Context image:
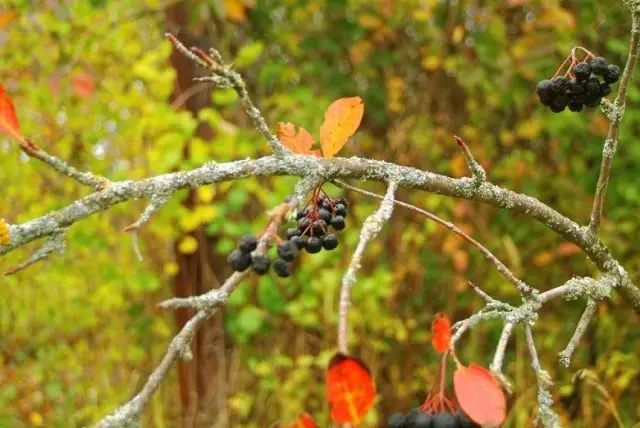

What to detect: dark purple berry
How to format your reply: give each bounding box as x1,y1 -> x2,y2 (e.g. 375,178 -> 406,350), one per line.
228,249 -> 251,272
432,412 -> 457,428
590,56 -> 609,75
568,102 -> 583,112
318,208 -> 332,223
413,411 -> 433,428
550,76 -> 568,94
238,235 -> 258,253
584,95 -> 602,107
250,254 -> 270,275
604,64 -> 621,83
573,61 -> 591,81
273,258 -> 291,277
305,237 -> 322,253
600,82 -> 612,96
322,234 -> 339,250
286,228 -> 301,240
277,241 -> 298,262
535,79 -> 554,104
334,203 -> 347,217
387,412 -> 407,428
312,219 -> 327,236
584,77 -> 600,96
298,218 -> 311,233
330,215 -> 346,231
289,235 -> 304,250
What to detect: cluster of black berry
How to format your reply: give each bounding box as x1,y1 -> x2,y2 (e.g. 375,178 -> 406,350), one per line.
227,195 -> 349,278
388,409 -> 478,428
289,195 -> 348,253
536,57 -> 620,112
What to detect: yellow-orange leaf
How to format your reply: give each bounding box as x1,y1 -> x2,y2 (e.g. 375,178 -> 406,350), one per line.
0,218 -> 10,245
0,11 -> 17,29
326,353 -> 376,424
319,96 -> 364,158
277,122 -> 320,156
0,85 -> 24,143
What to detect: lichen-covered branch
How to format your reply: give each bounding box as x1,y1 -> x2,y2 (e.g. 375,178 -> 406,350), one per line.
525,326 -> 561,428
338,181 -> 397,354
490,322 -> 515,388
589,9 -> 640,235
2,153 -> 638,311
558,300 -> 598,368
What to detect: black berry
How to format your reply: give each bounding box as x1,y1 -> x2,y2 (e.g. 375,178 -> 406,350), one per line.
573,61 -> 591,81
413,411 -> 432,428
277,241 -> 298,261
550,76 -> 568,94
535,79 -> 554,104
600,82 -> 612,96
584,95 -> 602,107
238,235 -> 258,254
330,215 -> 346,231
590,56 -> 609,75
387,413 -> 406,428
318,208 -> 332,223
298,218 -> 311,233
312,219 -> 327,236
584,76 -> 600,96
289,235 -> 305,250
322,234 -> 339,250
286,228 -> 301,240
228,249 -> 251,272
334,203 -> 347,217
432,412 -> 457,428
296,210 -> 306,220
273,258 -> 291,277
306,237 -> 322,253
568,102 -> 583,112
604,64 -> 621,83
551,94 -> 568,110
250,254 -> 270,275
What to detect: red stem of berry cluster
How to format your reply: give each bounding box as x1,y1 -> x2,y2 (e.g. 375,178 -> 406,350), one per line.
420,352 -> 457,414
551,46 -> 597,79
300,185 -> 333,237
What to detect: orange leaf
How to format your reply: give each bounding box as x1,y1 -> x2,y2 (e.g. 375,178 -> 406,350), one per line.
0,11 -> 17,29
72,73 -> 94,98
431,313 -> 451,354
0,85 -> 24,143
326,353 -> 376,424
453,363 -> 506,426
288,412 -> 317,428
319,96 -> 364,158
277,122 -> 320,156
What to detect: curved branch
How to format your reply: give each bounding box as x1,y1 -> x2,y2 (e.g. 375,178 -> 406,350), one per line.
2,154 -> 637,311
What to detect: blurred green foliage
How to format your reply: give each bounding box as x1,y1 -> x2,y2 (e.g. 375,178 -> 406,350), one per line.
1,0 -> 639,427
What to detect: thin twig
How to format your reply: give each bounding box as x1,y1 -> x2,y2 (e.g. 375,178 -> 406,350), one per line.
333,179 -> 534,296
454,135 -> 486,185
4,230 -> 66,275
165,33 -> 289,156
558,300 -> 598,368
525,326 -> 561,428
23,144 -> 110,191
588,10 -> 640,235
490,322 -> 515,388
338,182 -> 397,354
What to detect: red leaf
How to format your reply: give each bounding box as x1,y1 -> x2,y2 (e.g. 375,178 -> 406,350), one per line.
326,353 -> 376,424
431,313 -> 451,354
277,122 -> 321,156
0,85 -> 24,143
453,363 -> 506,426
287,412 -> 317,428
72,73 -> 94,98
